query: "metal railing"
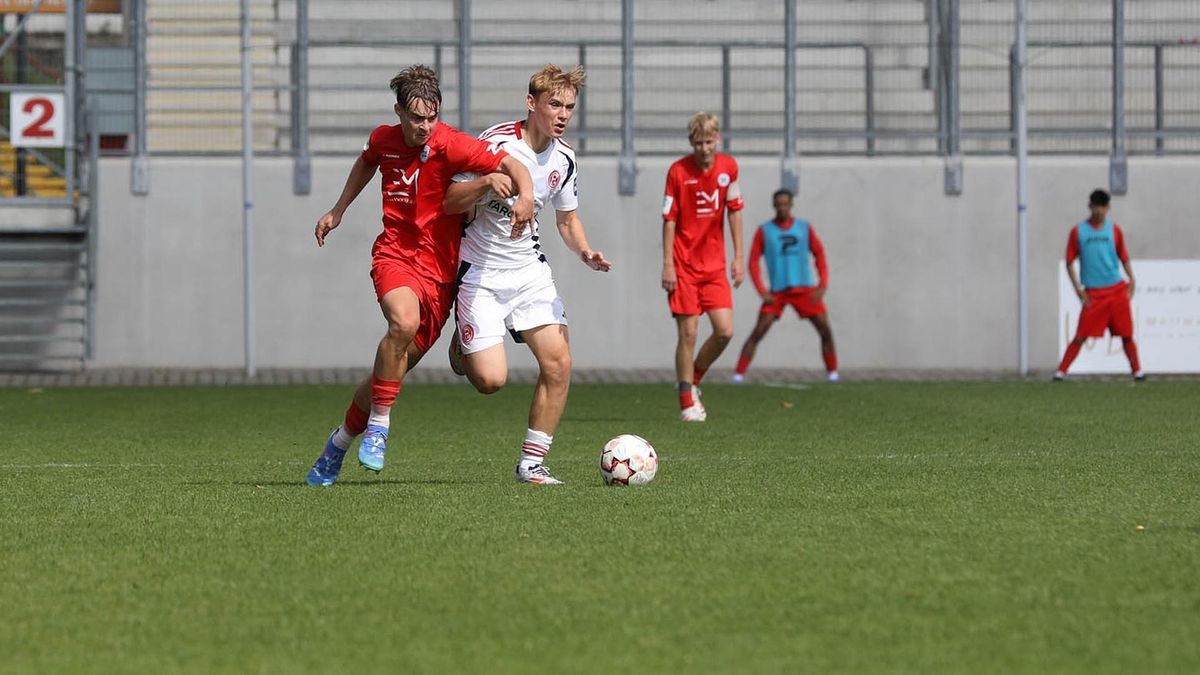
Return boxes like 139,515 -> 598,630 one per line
104,0 -> 1200,197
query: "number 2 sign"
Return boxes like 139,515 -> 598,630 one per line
10,93 -> 65,148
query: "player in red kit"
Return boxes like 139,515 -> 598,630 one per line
661,112 -> 745,422
306,65 -> 535,486
731,189 -> 838,383
1054,189 -> 1144,381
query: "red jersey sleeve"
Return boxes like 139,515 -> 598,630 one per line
748,227 -> 766,295
1065,226 -> 1079,263
809,227 -> 829,287
725,158 -> 744,212
444,128 -> 506,175
360,125 -> 388,166
1113,224 -> 1130,262
662,165 -> 681,223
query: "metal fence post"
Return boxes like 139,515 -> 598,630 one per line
457,0 -> 472,133
293,0 -> 310,194
578,43 -> 587,153
926,0 -> 939,91
617,0 -> 636,196
240,0 -> 257,377
864,45 -> 875,156
131,0 -> 149,195
1154,44 -> 1164,155
1015,0 -> 1029,376
721,45 -> 731,152
1110,0 -> 1128,194
943,0 -> 962,195
64,0 -> 76,200
780,0 -> 799,194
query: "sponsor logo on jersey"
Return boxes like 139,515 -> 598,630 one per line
385,167 -> 420,200
487,198 -> 513,219
548,170 -> 561,190
695,188 -> 720,215
717,173 -> 731,187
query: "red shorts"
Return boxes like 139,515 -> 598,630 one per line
669,271 -> 732,316
370,258 -> 456,354
761,287 -> 827,319
1075,281 -> 1133,339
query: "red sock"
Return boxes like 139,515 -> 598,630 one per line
692,367 -> 708,386
822,349 -> 838,372
343,401 -> 369,436
679,388 -> 695,410
735,355 -> 750,375
370,374 -> 402,408
1057,341 -> 1083,373
1123,339 -> 1141,373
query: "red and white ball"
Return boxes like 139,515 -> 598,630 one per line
599,434 -> 658,486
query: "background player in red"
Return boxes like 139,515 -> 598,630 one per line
731,188 -> 838,383
661,112 -> 745,422
305,65 -> 535,486
1054,189 -> 1144,381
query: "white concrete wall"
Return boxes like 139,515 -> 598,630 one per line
94,155 -> 1200,371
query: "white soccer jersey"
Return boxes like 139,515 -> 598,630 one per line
454,120 -> 579,269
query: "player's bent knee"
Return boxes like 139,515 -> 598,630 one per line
542,351 -> 572,384
385,315 -> 420,343
471,372 -> 507,395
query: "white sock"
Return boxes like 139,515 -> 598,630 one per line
368,405 -> 391,430
330,426 -> 356,450
520,428 -> 553,468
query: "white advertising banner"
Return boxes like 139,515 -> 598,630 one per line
1058,260 -> 1200,373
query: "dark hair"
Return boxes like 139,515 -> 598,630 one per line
1089,189 -> 1110,207
390,65 -> 442,111
772,188 -> 794,201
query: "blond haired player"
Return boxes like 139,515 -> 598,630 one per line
661,112 -> 745,421
443,65 -> 611,484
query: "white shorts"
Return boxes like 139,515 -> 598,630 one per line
455,261 -> 567,354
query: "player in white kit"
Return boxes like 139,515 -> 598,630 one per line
443,65 -> 611,485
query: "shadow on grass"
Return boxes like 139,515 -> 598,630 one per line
181,479 -> 486,487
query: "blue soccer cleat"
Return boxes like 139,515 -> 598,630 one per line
306,432 -> 347,487
358,424 -> 389,473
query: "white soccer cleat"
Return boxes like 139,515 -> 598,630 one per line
730,373 -> 745,384
827,371 -> 840,383
680,404 -> 707,422
1052,371 -> 1065,381
515,463 -> 564,484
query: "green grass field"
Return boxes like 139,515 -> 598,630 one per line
2,380 -> 1198,674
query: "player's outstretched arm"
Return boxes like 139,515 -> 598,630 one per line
443,173 -> 515,215
498,156 -> 536,237
315,155 -> 377,247
556,209 -> 612,272
728,209 -> 745,288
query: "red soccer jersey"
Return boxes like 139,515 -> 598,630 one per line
661,153 -> 744,277
361,121 -> 506,283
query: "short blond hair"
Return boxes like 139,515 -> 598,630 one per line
687,112 -> 720,140
529,64 -> 586,98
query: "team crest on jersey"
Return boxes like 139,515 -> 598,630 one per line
548,170 -> 561,190
420,145 -> 430,163
461,323 -> 475,345
717,173 -> 731,187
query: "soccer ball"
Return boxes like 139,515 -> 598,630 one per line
599,434 -> 658,486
